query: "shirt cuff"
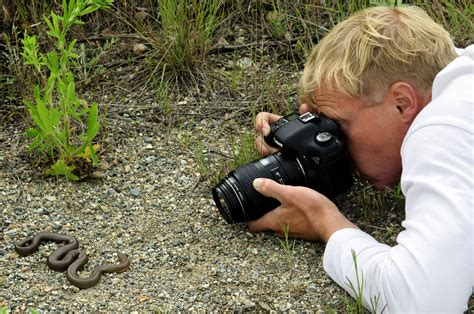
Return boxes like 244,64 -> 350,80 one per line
323,228 -> 374,282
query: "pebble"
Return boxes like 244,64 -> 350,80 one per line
236,57 -> 253,69
130,188 -> 140,197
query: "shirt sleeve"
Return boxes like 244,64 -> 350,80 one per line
323,114 -> 473,313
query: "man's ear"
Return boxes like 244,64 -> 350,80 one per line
388,82 -> 422,123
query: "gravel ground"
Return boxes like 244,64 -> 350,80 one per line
0,103 -> 350,312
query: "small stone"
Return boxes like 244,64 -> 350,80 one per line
45,195 -> 57,201
216,36 -> 229,47
0,291 -> 12,300
242,299 -> 255,309
145,156 -> 155,163
145,144 -> 153,150
259,302 -> 272,311
236,57 -> 252,69
44,286 -> 54,293
144,137 -> 153,143
135,10 -> 148,22
306,283 -> 317,291
90,171 -> 105,179
124,165 -> 131,173
130,189 -> 140,197
251,248 -> 258,255
133,43 -> 148,55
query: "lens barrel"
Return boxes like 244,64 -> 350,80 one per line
212,152 -> 306,224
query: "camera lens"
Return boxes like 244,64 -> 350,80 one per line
212,152 -> 306,224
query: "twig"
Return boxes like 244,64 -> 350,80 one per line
209,38 -> 299,54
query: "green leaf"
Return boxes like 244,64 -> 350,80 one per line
33,85 -> 41,101
26,128 -> 40,138
86,102 -> 100,141
79,6 -> 97,16
36,98 -> 52,134
45,76 -> 57,104
29,137 -> 43,151
62,0 -> 68,15
66,40 -> 78,58
47,159 -> 79,181
50,13 -> 61,37
46,51 -> 59,75
43,16 -> 54,33
50,107 -> 61,129
88,143 -> 99,164
66,81 -> 76,105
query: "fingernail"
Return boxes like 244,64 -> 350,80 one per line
253,178 -> 263,190
262,127 -> 270,136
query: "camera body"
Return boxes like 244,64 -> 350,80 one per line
212,112 -> 353,224
264,112 -> 353,197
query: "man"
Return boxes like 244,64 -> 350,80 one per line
249,6 -> 473,312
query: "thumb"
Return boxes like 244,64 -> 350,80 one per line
299,103 -> 312,114
253,178 -> 288,203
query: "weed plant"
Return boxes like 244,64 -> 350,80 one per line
197,128 -> 260,185
73,37 -> 118,84
21,0 -> 113,180
343,249 -> 386,313
278,221 -> 297,304
278,221 -> 296,266
140,0 -> 223,78
1,0 -> 57,28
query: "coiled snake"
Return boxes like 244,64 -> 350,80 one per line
15,232 -> 130,289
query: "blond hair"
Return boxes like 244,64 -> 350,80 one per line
299,6 -> 456,106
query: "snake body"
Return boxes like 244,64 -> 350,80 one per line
15,232 -> 130,289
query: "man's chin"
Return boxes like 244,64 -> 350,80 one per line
356,171 -> 398,190
369,178 -> 397,191
371,183 -> 388,191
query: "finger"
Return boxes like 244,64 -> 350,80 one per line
247,211 -> 280,233
255,112 -> 282,136
255,136 -> 279,156
253,178 -> 290,204
299,103 -> 312,114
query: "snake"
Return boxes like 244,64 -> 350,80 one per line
14,232 -> 130,289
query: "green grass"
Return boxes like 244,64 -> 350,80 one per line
278,221 -> 296,265
278,221 -> 298,305
0,306 -> 38,314
346,180 -> 406,225
140,0 -> 223,76
72,36 -> 118,85
196,127 -> 261,185
340,249 -> 387,313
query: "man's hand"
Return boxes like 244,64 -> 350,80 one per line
255,112 -> 282,156
247,178 -> 357,242
255,104 -> 314,156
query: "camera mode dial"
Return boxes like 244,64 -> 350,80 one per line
315,132 -> 333,146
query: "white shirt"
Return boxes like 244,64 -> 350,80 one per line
323,45 -> 474,313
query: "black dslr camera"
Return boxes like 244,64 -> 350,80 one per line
212,112 -> 353,224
